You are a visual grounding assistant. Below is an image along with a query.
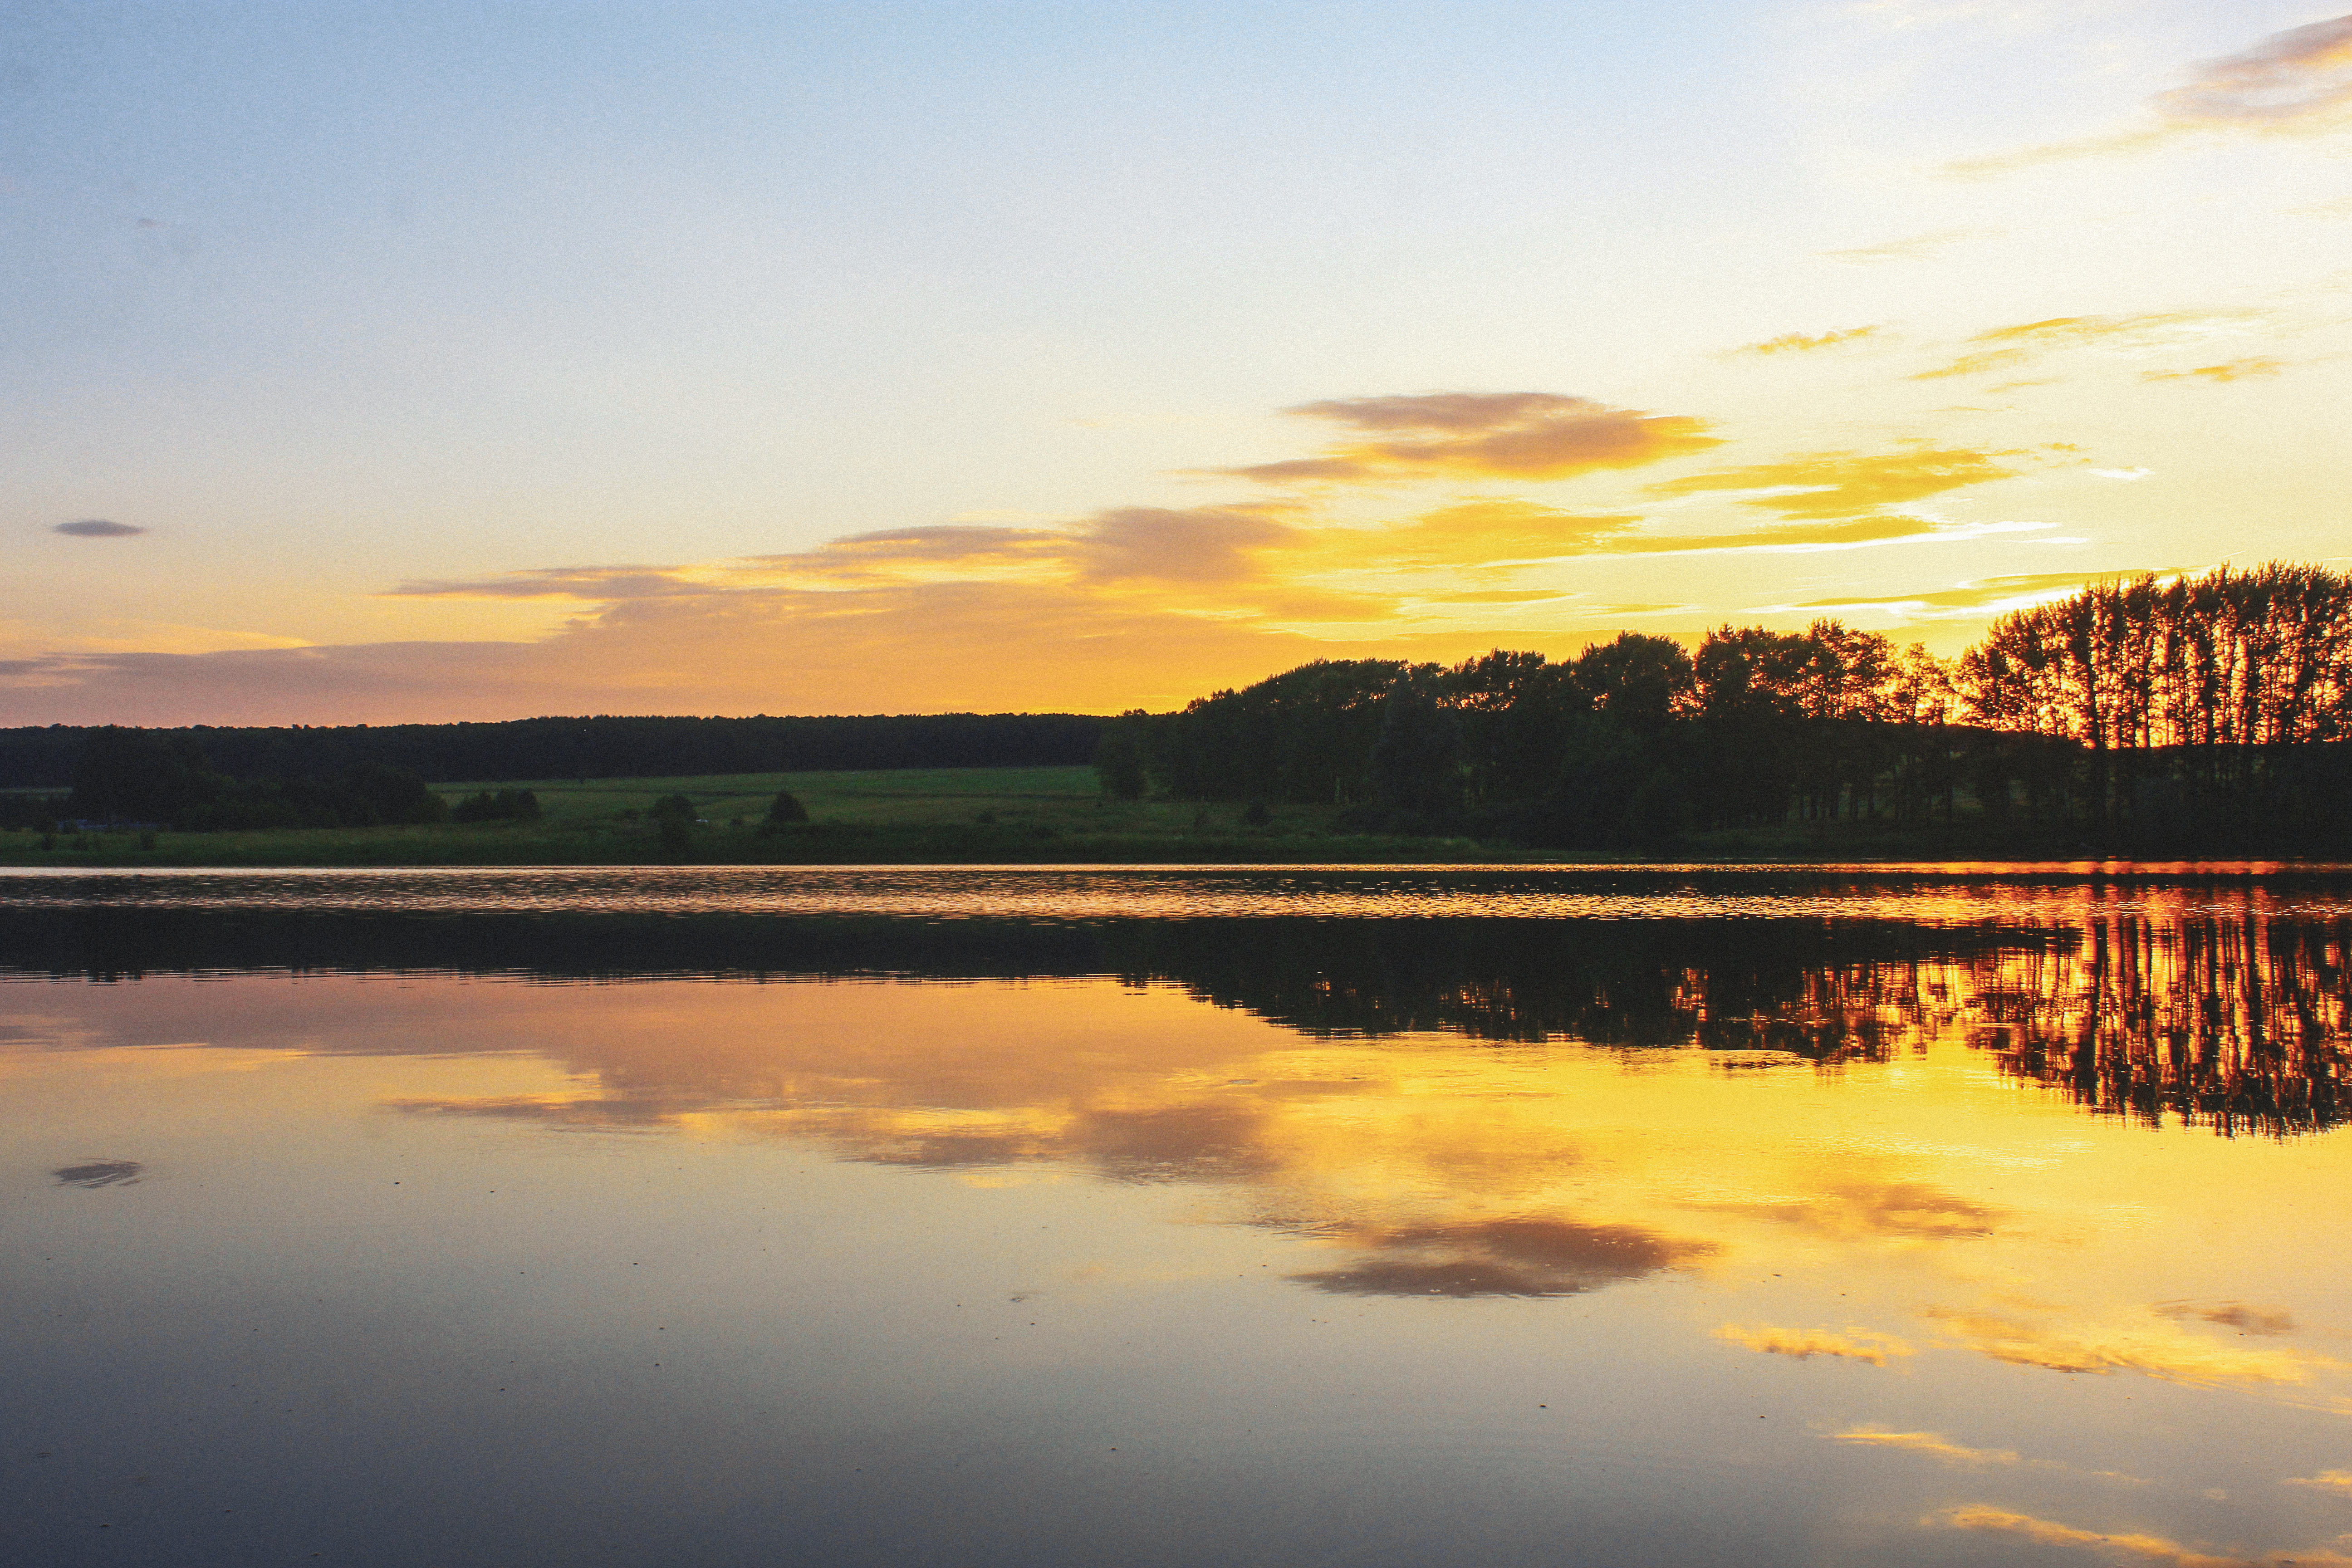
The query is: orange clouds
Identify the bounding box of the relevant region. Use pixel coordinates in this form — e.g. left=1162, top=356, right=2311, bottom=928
left=1073, top=506, right=1297, bottom=584
left=1226, top=392, right=1721, bottom=485
left=2156, top=15, right=2352, bottom=132
left=0, top=376, right=2068, bottom=723
left=1950, top=14, right=2352, bottom=175
left=395, top=506, right=1304, bottom=599
left=1333, top=500, right=1640, bottom=564
left=0, top=581, right=1433, bottom=725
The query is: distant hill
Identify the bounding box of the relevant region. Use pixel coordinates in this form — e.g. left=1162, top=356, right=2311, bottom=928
left=0, top=713, right=1106, bottom=790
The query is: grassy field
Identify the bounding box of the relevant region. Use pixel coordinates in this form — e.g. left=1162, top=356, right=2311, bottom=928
left=0, top=764, right=2018, bottom=868
left=0, top=765, right=1474, bottom=867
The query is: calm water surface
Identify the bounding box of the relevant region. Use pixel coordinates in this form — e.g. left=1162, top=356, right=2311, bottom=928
left=5, top=867, right=2351, bottom=1567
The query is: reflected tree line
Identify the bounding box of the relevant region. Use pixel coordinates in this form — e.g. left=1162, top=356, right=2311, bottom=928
left=1095, top=563, right=2352, bottom=853
left=7, top=902, right=2347, bottom=1137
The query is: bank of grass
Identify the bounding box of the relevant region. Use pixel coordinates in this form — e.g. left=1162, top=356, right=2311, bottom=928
left=0, top=765, right=1468, bottom=867
left=0, top=764, right=2028, bottom=868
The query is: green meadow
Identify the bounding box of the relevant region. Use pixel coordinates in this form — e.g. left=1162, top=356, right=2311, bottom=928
left=0, top=763, right=1997, bottom=867
left=0, top=765, right=1473, bottom=867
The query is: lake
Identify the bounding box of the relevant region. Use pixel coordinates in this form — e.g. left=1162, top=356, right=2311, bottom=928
left=5, top=866, right=2351, bottom=1567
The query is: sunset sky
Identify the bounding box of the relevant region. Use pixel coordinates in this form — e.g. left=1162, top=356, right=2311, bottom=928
left=7, top=0, right=2351, bottom=724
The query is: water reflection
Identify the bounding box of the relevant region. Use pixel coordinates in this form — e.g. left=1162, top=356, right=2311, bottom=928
left=5, top=888, right=2347, bottom=1137
left=49, top=1158, right=143, bottom=1188
left=7, top=870, right=2352, bottom=1568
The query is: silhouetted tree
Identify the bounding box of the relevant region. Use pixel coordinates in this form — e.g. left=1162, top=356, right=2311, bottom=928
left=1368, top=678, right=1462, bottom=818
left=1093, top=711, right=1151, bottom=799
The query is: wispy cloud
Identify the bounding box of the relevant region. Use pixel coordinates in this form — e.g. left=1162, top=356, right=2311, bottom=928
left=1913, top=311, right=2262, bottom=380
left=1745, top=569, right=2112, bottom=621
left=52, top=519, right=146, bottom=538
left=1223, top=392, right=1721, bottom=485
left=1648, top=445, right=2018, bottom=517
left=1730, top=325, right=1885, bottom=356
left=1951, top=14, right=2352, bottom=175
left=2142, top=358, right=2288, bottom=384
left=1818, top=229, right=1989, bottom=264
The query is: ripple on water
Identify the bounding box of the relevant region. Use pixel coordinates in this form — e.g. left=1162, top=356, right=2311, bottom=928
left=1, top=863, right=2349, bottom=923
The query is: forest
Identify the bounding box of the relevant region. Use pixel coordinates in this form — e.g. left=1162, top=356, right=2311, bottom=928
left=1097, top=563, right=2352, bottom=855
left=0, top=711, right=1104, bottom=793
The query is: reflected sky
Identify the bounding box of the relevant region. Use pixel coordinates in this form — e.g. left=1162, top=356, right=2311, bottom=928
left=6, top=870, right=2352, bottom=1567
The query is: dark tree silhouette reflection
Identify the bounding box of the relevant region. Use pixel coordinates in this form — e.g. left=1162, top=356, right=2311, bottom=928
left=3, top=900, right=2346, bottom=1137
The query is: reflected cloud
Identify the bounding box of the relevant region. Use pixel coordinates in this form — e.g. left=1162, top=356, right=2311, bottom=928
left=1073, top=1104, right=1276, bottom=1184
left=1718, top=1325, right=1914, bottom=1365
left=1925, top=1307, right=2342, bottom=1389
left=50, top=1158, right=143, bottom=1188
left=1292, top=1217, right=1713, bottom=1298
left=1834, top=1427, right=2015, bottom=1465
left=1933, top=1503, right=2352, bottom=1568
left=2158, top=1302, right=2298, bottom=1338
left=15, top=884, right=2352, bottom=1475
left=1716, top=1180, right=2004, bottom=1240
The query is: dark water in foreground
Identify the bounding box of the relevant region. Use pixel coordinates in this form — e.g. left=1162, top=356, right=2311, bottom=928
left=5, top=867, right=2352, bottom=1568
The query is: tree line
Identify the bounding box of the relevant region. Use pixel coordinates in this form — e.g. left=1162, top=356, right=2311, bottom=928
left=0, top=712, right=1106, bottom=792
left=1095, top=563, right=2352, bottom=854
left=17, top=727, right=452, bottom=832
